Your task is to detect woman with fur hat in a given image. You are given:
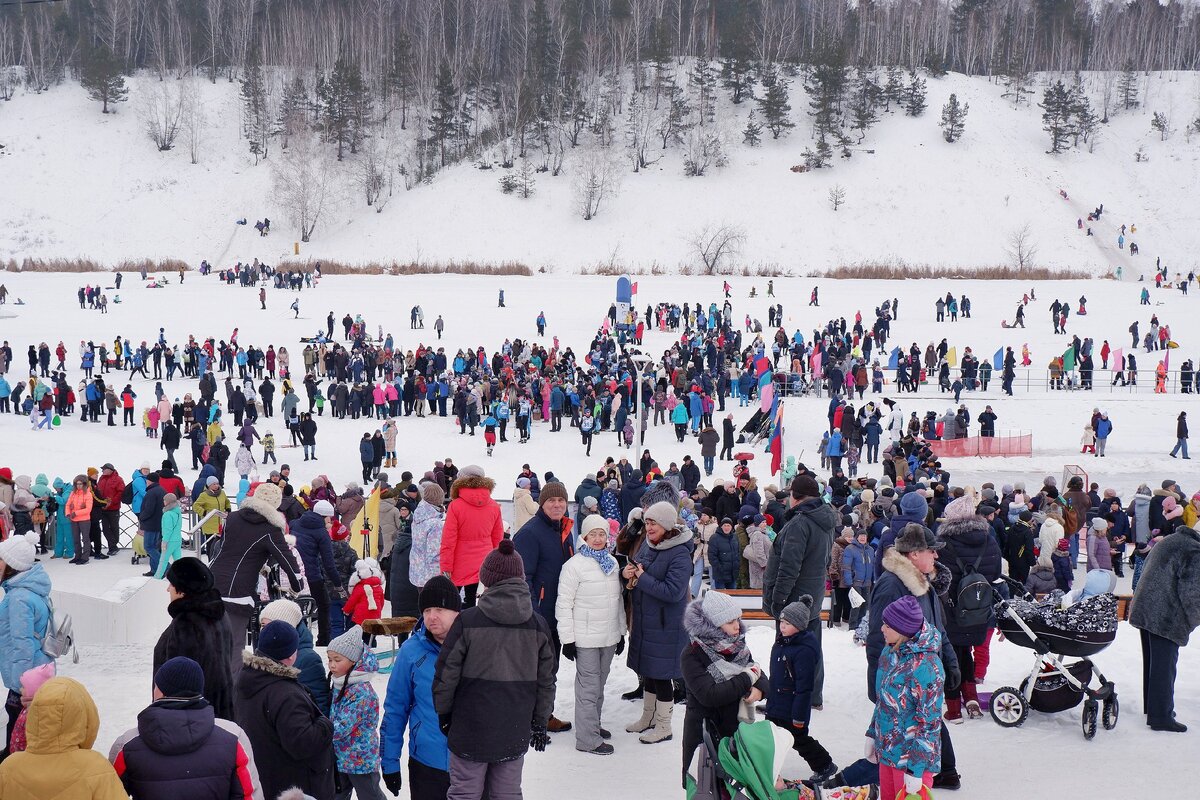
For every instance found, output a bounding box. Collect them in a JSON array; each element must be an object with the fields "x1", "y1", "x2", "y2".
[
  {"x1": 936, "y1": 495, "x2": 1002, "y2": 723},
  {"x1": 556, "y1": 515, "x2": 625, "y2": 755},
  {"x1": 0, "y1": 532, "x2": 51, "y2": 756},
  {"x1": 439, "y1": 466, "x2": 504, "y2": 608},
  {"x1": 153, "y1": 557, "x2": 235, "y2": 721},
  {"x1": 679, "y1": 591, "x2": 769, "y2": 786},
  {"x1": 623, "y1": 501, "x2": 694, "y2": 745}
]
